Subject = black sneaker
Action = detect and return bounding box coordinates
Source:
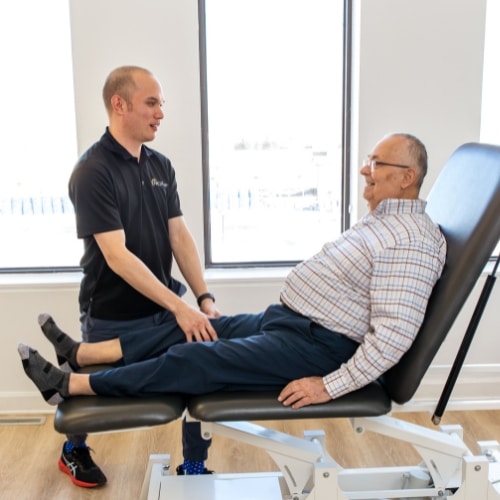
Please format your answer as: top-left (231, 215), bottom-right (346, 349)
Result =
top-left (176, 464), bottom-right (213, 475)
top-left (58, 443), bottom-right (107, 487)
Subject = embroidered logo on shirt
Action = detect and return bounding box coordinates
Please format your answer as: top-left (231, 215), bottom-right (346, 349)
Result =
top-left (151, 178), bottom-right (169, 189)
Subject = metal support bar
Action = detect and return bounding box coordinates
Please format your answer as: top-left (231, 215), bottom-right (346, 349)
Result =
top-left (433, 252), bottom-right (500, 424)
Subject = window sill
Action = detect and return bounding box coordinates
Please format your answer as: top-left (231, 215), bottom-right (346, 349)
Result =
top-left (204, 266), bottom-right (291, 285)
top-left (0, 267), bottom-right (292, 290)
top-left (0, 271), bottom-right (83, 290)
top-left (0, 260), bottom-right (496, 290)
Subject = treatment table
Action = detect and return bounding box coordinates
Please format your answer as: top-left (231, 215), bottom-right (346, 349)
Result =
top-left (54, 142), bottom-right (500, 499)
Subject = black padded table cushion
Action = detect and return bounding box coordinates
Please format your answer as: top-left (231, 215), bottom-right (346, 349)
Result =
top-left (54, 364), bottom-right (186, 434)
top-left (187, 382), bottom-right (391, 422)
top-left (54, 381), bottom-right (390, 434)
top-left (54, 394), bottom-right (186, 434)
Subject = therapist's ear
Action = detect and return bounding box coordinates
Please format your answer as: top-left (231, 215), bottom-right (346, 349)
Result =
top-left (110, 94), bottom-right (128, 114)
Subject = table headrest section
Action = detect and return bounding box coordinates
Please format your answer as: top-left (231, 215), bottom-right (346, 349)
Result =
top-left (383, 142), bottom-right (500, 404)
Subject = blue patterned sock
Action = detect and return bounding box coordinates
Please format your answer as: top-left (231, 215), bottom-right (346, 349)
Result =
top-left (64, 441), bottom-right (87, 453)
top-left (182, 459), bottom-right (205, 475)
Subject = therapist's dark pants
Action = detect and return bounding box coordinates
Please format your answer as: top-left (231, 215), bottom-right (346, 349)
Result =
top-left (88, 305), bottom-right (359, 458)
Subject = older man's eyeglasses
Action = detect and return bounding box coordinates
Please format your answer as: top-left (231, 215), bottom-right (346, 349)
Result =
top-left (363, 157), bottom-right (411, 173)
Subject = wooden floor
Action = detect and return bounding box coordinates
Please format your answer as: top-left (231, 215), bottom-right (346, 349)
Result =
top-left (1, 409), bottom-right (500, 499)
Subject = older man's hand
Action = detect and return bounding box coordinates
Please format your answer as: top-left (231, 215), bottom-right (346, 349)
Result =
top-left (278, 376), bottom-right (331, 409)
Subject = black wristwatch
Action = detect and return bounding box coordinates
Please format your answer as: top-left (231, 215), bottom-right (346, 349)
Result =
top-left (197, 292), bottom-right (215, 308)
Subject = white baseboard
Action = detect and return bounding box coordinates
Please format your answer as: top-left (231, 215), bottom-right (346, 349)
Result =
top-left (394, 363), bottom-right (500, 412)
top-left (0, 392), bottom-right (55, 414)
top-left (3, 364), bottom-right (500, 415)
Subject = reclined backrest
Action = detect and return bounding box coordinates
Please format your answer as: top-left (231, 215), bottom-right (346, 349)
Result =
top-left (383, 143), bottom-right (500, 404)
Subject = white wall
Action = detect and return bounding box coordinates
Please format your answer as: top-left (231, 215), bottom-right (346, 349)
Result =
top-left (351, 0), bottom-right (487, 219)
top-left (2, 0), bottom-right (499, 414)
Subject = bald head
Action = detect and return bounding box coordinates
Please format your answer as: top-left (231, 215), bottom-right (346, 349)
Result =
top-left (383, 132), bottom-right (428, 188)
top-left (102, 66), bottom-right (154, 115)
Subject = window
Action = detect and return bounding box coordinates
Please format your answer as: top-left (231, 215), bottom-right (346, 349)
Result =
top-left (0, 0), bottom-right (80, 271)
top-left (200, 0), bottom-right (348, 266)
top-left (481, 0), bottom-right (500, 258)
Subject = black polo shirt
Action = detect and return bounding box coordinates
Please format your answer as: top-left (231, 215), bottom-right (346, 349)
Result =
top-left (69, 128), bottom-right (185, 320)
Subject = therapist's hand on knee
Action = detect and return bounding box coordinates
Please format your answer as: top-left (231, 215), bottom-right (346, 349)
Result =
top-left (278, 376), bottom-right (331, 409)
top-left (174, 303), bottom-right (219, 342)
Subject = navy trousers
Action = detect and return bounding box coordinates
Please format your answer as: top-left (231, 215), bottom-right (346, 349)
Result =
top-left (90, 304), bottom-right (359, 401)
top-left (77, 307), bottom-right (250, 461)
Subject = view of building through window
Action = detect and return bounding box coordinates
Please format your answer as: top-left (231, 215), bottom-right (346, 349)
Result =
top-left (203, 0), bottom-right (345, 264)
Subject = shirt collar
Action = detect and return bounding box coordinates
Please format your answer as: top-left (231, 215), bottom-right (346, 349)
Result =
top-left (101, 127), bottom-right (153, 162)
top-left (373, 198), bottom-right (427, 216)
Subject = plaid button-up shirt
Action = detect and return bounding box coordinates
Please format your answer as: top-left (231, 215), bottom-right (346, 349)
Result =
top-left (280, 198), bottom-right (446, 399)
